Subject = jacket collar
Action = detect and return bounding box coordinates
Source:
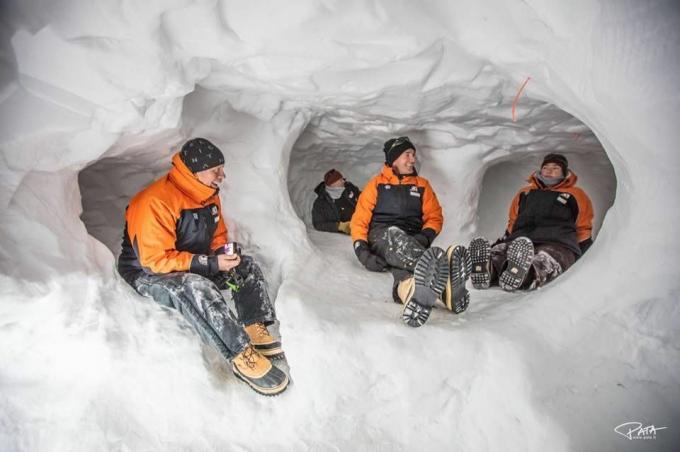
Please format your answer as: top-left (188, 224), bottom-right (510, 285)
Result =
top-left (380, 164), bottom-right (418, 183)
top-left (168, 152), bottom-right (218, 204)
top-left (528, 170), bottom-right (578, 190)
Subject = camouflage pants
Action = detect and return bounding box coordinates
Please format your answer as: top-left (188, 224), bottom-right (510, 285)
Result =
top-left (490, 241), bottom-right (576, 289)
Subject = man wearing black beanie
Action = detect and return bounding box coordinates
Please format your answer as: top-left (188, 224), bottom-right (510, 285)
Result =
top-left (350, 136), bottom-right (471, 327)
top-left (117, 137), bottom-right (289, 396)
top-left (468, 153), bottom-right (594, 292)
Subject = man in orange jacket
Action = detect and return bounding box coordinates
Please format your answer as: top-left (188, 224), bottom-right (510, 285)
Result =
top-left (351, 137), bottom-right (470, 327)
top-left (468, 153), bottom-right (594, 291)
top-left (117, 138), bottom-right (288, 396)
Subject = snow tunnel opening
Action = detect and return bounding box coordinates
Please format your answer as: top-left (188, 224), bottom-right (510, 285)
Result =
top-left (475, 150), bottom-right (616, 242)
top-left (287, 104), bottom-right (617, 251)
top-left (77, 90), bottom-right (616, 266)
top-left (78, 132), bottom-right (184, 256)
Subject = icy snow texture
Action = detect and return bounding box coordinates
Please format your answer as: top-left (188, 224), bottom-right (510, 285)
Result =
top-left (1, 1), bottom-right (679, 451)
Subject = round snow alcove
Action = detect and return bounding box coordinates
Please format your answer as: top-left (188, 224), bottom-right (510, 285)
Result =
top-left (475, 149), bottom-right (617, 242)
top-left (287, 105), bottom-right (617, 252)
top-left (78, 134), bottom-right (183, 256)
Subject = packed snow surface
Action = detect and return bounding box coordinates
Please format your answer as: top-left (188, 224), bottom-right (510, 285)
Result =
top-left (1, 1), bottom-right (679, 451)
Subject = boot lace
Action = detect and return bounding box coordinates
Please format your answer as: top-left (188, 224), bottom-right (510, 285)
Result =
top-left (240, 345), bottom-right (258, 370)
top-left (253, 322), bottom-right (270, 340)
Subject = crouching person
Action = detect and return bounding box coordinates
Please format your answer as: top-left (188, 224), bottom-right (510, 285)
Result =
top-left (117, 138), bottom-right (288, 396)
top-left (312, 168), bottom-right (361, 235)
top-left (468, 153), bottom-right (594, 291)
top-left (350, 137), bottom-right (471, 328)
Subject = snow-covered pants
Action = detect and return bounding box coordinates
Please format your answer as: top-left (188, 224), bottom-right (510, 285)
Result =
top-left (369, 226), bottom-right (427, 287)
top-left (133, 255), bottom-right (276, 360)
top-left (490, 241), bottom-right (576, 289)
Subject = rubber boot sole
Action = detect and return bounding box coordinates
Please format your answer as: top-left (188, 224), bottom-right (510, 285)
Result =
top-left (499, 237), bottom-right (534, 292)
top-left (253, 342), bottom-right (285, 360)
top-left (402, 247), bottom-right (448, 327)
top-left (443, 245), bottom-right (471, 314)
top-left (469, 237), bottom-right (491, 290)
top-left (232, 363), bottom-right (289, 396)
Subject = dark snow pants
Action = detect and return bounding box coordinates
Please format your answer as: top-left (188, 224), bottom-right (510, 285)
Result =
top-left (490, 241), bottom-right (576, 289)
top-left (132, 255), bottom-right (276, 360)
top-left (369, 226), bottom-right (427, 291)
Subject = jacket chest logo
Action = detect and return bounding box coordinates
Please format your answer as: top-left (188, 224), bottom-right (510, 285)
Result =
top-left (409, 186), bottom-right (421, 198)
top-left (211, 205), bottom-right (219, 223)
top-left (556, 193), bottom-right (571, 205)
top-left (349, 192), bottom-right (354, 198)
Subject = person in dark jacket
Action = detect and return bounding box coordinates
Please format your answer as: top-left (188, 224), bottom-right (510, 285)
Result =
top-left (117, 137), bottom-right (288, 396)
top-left (351, 137), bottom-right (470, 328)
top-left (312, 169), bottom-right (360, 235)
top-left (468, 153), bottom-right (594, 292)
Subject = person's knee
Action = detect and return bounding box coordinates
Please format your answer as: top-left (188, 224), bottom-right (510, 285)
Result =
top-left (236, 254), bottom-right (260, 275)
top-left (183, 272), bottom-right (216, 287)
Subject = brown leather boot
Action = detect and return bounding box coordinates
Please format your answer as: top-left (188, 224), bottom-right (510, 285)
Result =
top-left (232, 345), bottom-right (289, 396)
top-left (244, 322), bottom-right (284, 359)
top-left (396, 277), bottom-right (415, 304)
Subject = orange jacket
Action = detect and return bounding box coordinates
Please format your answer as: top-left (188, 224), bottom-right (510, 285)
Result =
top-left (351, 165), bottom-right (443, 243)
top-left (506, 171), bottom-right (593, 254)
top-left (118, 153), bottom-right (228, 282)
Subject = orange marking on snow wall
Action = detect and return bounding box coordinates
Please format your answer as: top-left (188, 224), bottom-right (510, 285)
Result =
top-left (511, 76), bottom-right (531, 122)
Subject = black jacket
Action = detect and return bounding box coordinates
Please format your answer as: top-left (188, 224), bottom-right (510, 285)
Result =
top-left (312, 181), bottom-right (360, 232)
top-left (506, 172), bottom-right (594, 257)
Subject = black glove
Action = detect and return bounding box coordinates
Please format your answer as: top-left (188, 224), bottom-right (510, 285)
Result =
top-left (413, 228), bottom-right (436, 248)
top-left (578, 238), bottom-right (593, 255)
top-left (354, 240), bottom-right (388, 272)
top-left (491, 230), bottom-right (510, 248)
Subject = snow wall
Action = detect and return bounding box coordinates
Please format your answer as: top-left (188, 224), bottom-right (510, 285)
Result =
top-left (1, 1), bottom-right (679, 451)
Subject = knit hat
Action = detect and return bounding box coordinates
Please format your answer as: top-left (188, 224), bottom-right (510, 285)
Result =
top-left (180, 138), bottom-right (225, 173)
top-left (541, 153), bottom-right (568, 176)
top-left (324, 169), bottom-right (344, 186)
top-left (383, 136), bottom-right (416, 166)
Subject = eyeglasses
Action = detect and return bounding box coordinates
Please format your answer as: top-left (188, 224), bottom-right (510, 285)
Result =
top-left (389, 136), bottom-right (411, 150)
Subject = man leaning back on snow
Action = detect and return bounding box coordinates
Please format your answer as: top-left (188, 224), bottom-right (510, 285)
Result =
top-left (467, 153), bottom-right (594, 292)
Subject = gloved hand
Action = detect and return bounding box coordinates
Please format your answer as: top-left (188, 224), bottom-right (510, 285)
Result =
top-left (413, 233), bottom-right (430, 248)
top-left (491, 231), bottom-right (510, 248)
top-left (578, 238), bottom-right (593, 255)
top-left (337, 221), bottom-right (351, 235)
top-left (413, 228), bottom-right (436, 248)
top-left (354, 240), bottom-right (388, 272)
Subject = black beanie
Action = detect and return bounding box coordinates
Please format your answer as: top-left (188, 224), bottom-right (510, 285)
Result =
top-left (180, 138), bottom-right (225, 173)
top-left (541, 153), bottom-right (568, 175)
top-left (383, 136), bottom-right (416, 166)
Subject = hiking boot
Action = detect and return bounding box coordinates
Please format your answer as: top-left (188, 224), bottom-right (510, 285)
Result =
top-left (441, 245), bottom-right (471, 314)
top-left (499, 237), bottom-right (534, 292)
top-left (245, 322), bottom-right (284, 360)
top-left (468, 237), bottom-right (491, 290)
top-left (402, 247), bottom-right (448, 327)
top-left (232, 345), bottom-right (289, 396)
top-left (395, 277), bottom-right (415, 304)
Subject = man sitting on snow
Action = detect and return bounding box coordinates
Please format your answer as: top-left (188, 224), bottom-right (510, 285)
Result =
top-left (312, 168), bottom-right (361, 235)
top-left (351, 136), bottom-right (470, 327)
top-left (468, 153), bottom-right (594, 291)
top-left (117, 138), bottom-right (289, 396)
